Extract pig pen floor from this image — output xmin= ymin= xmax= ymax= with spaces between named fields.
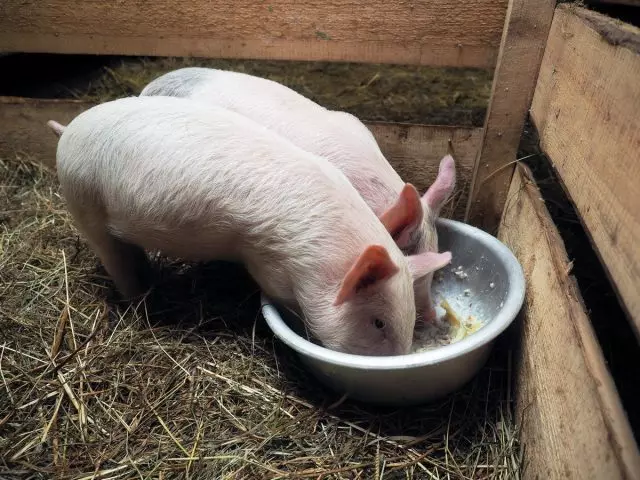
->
xmin=0 ymin=159 xmax=519 ymax=478
xmin=1 ymin=55 xmax=492 ymax=127
xmin=0 ymin=56 xmax=517 ymax=479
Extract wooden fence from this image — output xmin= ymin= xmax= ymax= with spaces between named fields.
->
xmin=1 ymin=1 xmax=639 ymax=478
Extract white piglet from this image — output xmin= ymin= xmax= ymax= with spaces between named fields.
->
xmin=141 ymin=67 xmax=456 ymax=322
xmin=49 ymin=96 xmax=448 ymax=356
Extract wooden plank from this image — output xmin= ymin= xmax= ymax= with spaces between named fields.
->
xmin=0 ymin=97 xmax=483 ymax=220
xmin=531 ymin=5 xmax=640 ymax=338
xmin=366 ymin=123 xmax=482 ymax=219
xmin=498 ymin=164 xmax=640 ymax=480
xmin=0 ymin=0 xmax=507 ymax=68
xmin=0 ymin=98 xmax=90 ymax=168
xmin=465 ymin=0 xmax=556 ymax=232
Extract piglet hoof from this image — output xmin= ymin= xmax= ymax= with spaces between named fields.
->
xmin=113 ymin=268 xmax=155 ymax=303
xmin=122 ymin=254 xmax=156 ymax=301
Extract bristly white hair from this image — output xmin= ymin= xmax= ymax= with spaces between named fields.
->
xmin=140 ymin=67 xmax=455 ymax=324
xmin=55 ymin=96 xmax=417 ymax=356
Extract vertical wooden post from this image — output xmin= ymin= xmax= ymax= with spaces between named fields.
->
xmin=465 ymin=0 xmax=557 ymax=233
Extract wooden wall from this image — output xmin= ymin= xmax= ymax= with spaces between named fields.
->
xmin=498 ymin=165 xmax=640 ymax=480
xmin=531 ymin=4 xmax=640 ymax=339
xmin=0 ymin=97 xmax=483 ymax=220
xmin=0 ymin=0 xmax=508 ymax=68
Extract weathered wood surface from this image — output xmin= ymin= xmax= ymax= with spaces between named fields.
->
xmin=465 ymin=0 xmax=556 ymax=232
xmin=499 ymin=164 xmax=640 ymax=480
xmin=0 ymin=97 xmax=483 ymax=220
xmin=0 ymin=98 xmax=91 ymax=167
xmin=0 ymin=0 xmax=507 ymax=68
xmin=367 ymin=123 xmax=482 ymax=219
xmin=531 ymin=5 xmax=640 ymax=338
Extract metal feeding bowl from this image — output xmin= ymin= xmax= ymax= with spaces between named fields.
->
xmin=261 ymin=219 xmax=525 ymax=406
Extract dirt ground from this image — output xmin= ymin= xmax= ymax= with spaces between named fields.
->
xmin=0 ymin=54 xmax=492 ymax=126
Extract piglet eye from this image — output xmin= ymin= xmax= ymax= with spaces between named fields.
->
xmin=374 ymin=318 xmax=385 ymax=329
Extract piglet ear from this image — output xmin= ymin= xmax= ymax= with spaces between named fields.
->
xmin=379 ymin=183 xmax=424 ymax=248
xmin=407 ymin=251 xmax=452 ymax=281
xmin=423 ymin=155 xmax=456 ymax=214
xmin=334 ymin=245 xmax=400 ymax=306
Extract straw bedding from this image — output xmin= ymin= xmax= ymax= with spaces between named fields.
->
xmin=0 ymin=59 xmax=518 ymax=479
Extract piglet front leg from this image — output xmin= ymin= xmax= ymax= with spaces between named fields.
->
xmin=84 ymin=228 xmax=153 ymax=299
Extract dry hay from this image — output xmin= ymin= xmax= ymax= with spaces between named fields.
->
xmin=0 ymin=157 xmax=519 ymax=479
xmin=28 ymin=56 xmax=492 ymax=127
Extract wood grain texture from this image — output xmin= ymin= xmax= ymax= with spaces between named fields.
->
xmin=366 ymin=123 xmax=481 ymax=219
xmin=531 ymin=5 xmax=640 ymax=338
xmin=499 ymin=164 xmax=640 ymax=480
xmin=465 ymin=0 xmax=556 ymax=232
xmin=0 ymin=98 xmax=90 ymax=168
xmin=0 ymin=0 xmax=507 ymax=68
xmin=0 ymin=97 xmax=482 ymax=220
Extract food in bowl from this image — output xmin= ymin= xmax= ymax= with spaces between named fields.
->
xmin=411 ymin=264 xmax=486 ymax=353
xmin=412 ymin=298 xmax=484 ymax=353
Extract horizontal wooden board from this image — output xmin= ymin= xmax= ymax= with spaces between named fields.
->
xmin=531 ymin=5 xmax=640 ymax=338
xmin=0 ymin=0 xmax=507 ymax=68
xmin=498 ymin=164 xmax=640 ymax=480
xmin=366 ymin=123 xmax=481 ymax=219
xmin=0 ymin=97 xmax=482 ymax=220
xmin=0 ymin=98 xmax=90 ymax=168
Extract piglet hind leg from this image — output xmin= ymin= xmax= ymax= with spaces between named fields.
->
xmin=83 ymin=228 xmax=153 ymax=300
